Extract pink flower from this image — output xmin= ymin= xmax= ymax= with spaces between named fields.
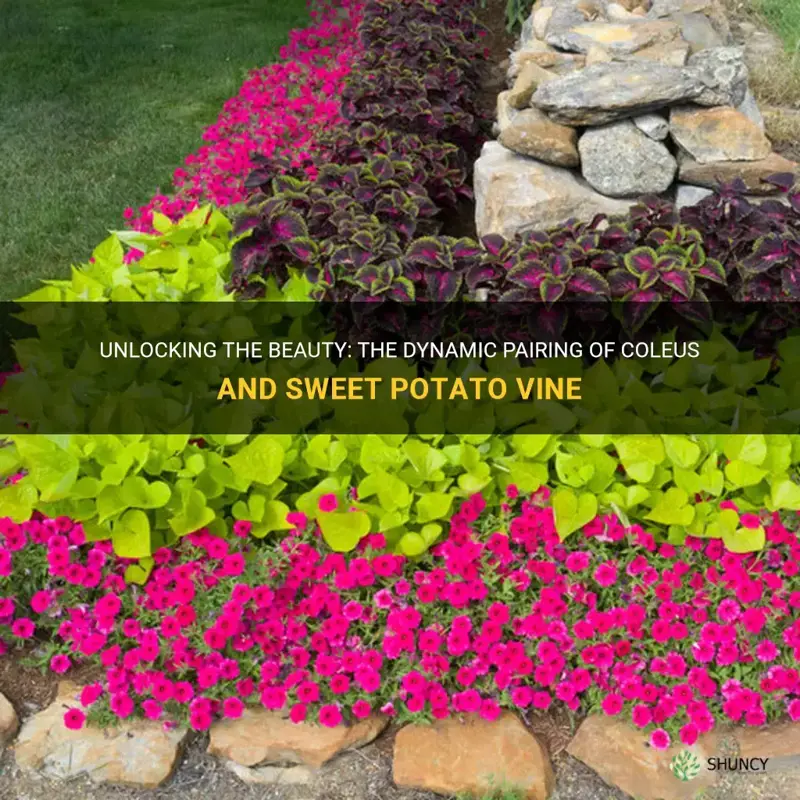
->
xmin=49 ymin=654 xmax=71 ymax=674
xmin=63 ymin=708 xmax=85 ymax=731
xmin=223 ymin=697 xmax=244 ymax=719
xmin=11 ymin=618 xmax=34 ymax=639
xmin=650 ymin=729 xmax=671 ymax=750
xmin=318 ymin=494 xmax=338 ymax=512
xmin=601 ymin=694 xmax=624 ymax=716
xmin=319 ymin=704 xmax=342 ymax=728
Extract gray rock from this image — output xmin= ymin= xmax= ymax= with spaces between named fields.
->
xmin=496 ymin=90 xmax=520 ymax=135
xmin=675 ymin=183 xmax=714 ymax=209
xmin=579 ymin=120 xmax=678 ymax=197
xmin=687 ymin=46 xmax=748 ymax=107
xmin=531 ymin=61 xmax=707 ymax=125
xmin=678 ymin=12 xmax=723 ymax=53
xmin=474 ymin=141 xmax=634 ymax=239
xmin=634 ymin=112 xmax=670 ymax=140
xmin=737 ymin=88 xmax=764 ymax=131
xmin=546 ymin=20 xmax=681 ymax=56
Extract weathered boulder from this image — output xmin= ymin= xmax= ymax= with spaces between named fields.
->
xmin=0 ymin=693 xmax=18 ymax=749
xmin=634 ymin=112 xmax=670 ymax=140
xmin=225 ymin=761 xmax=315 ymax=786
xmin=675 ymin=183 xmax=714 ymax=208
xmin=533 ymin=5 xmax=554 ymax=39
xmin=474 ymin=141 xmax=633 ymax=238
xmin=393 ymin=713 xmax=554 ymax=800
xmin=567 ymin=714 xmax=719 ymax=800
xmin=208 ymin=709 xmax=387 ymax=769
xmin=628 ymin=39 xmax=690 ymax=65
xmin=678 ymin=151 xmax=798 ymax=194
xmin=736 ymin=723 xmax=800 ymax=764
xmin=496 ymin=91 xmax=520 ymax=135
xmin=509 ymin=43 xmax=586 ymax=80
xmin=14 ymin=682 xmax=188 ymax=788
xmin=531 ymin=61 xmax=707 ymax=125
xmin=687 ymin=46 xmax=748 ymax=107
xmin=579 ymin=120 xmax=677 ymax=196
xmin=585 ymin=44 xmax=613 ymax=65
xmin=499 ymin=108 xmax=580 ymax=167
xmin=669 ymin=106 xmax=772 ymax=163
xmin=677 ymin=11 xmax=724 ymax=53
xmin=546 ymin=20 xmax=680 ymax=55
xmin=507 ymin=62 xmax=555 ymax=109
xmin=737 ymin=88 xmax=764 ymax=130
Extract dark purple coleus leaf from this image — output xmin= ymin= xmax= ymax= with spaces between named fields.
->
xmin=621 ymin=289 xmax=661 ymax=333
xmin=507 ymin=262 xmax=547 ymax=290
xmin=424 ymin=267 xmax=463 ymax=301
xmin=782 ymin=268 xmax=800 ymax=299
xmin=764 ymin=172 xmax=796 ymax=192
xmin=386 ymin=277 xmax=416 ymax=302
xmin=608 ymin=268 xmax=639 ymax=296
xmin=285 ymin=237 xmax=319 ymax=263
xmin=740 ymin=235 xmax=788 ymax=275
xmin=271 ymin=210 xmax=308 ymax=242
xmin=481 ymin=234 xmax=509 ymax=257
xmin=466 ymin=263 xmax=502 ymax=290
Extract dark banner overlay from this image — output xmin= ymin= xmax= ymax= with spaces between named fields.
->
xmin=1 ymin=301 xmax=800 ymax=434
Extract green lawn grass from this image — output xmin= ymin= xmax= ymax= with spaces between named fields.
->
xmin=759 ymin=0 xmax=800 ymax=53
xmin=0 ymin=0 xmax=310 ymax=300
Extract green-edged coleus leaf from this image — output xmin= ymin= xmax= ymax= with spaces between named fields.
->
xmin=481 ymin=234 xmax=510 ymax=257
xmin=386 ymin=277 xmax=415 ymax=302
xmin=405 ymin=236 xmax=453 ymax=269
xmin=540 ymin=276 xmax=566 ymax=303
xmin=285 ymin=237 xmax=319 ymax=263
xmin=452 ymin=238 xmax=483 ymax=259
xmin=623 ymin=246 xmax=658 ymax=276
xmin=370 ymin=155 xmax=396 ymax=182
xmin=270 ymin=210 xmax=308 ymax=242
xmin=567 ymin=268 xmax=609 ymax=296
xmin=661 ymin=267 xmax=696 ymax=299
xmin=466 ymin=263 xmax=502 ymax=290
xmin=698 ymin=258 xmax=726 ymax=284
xmin=507 ymin=262 xmax=546 ymax=290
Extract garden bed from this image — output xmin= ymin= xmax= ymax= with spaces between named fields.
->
xmin=4 ymin=0 xmax=800 ymax=799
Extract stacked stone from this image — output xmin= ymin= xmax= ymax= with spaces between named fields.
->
xmin=476 ymin=0 xmax=799 ymax=238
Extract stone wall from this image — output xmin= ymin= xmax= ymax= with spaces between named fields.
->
xmin=475 ymin=0 xmax=799 ymax=238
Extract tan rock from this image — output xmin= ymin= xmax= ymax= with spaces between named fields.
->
xmin=670 ymin=106 xmax=773 ymax=163
xmin=0 ymin=693 xmax=19 ymax=748
xmin=547 ymin=20 xmax=681 ymax=55
xmin=737 ymin=723 xmax=800 ymax=762
xmin=393 ymin=713 xmax=554 ymax=800
xmin=510 ymin=44 xmax=586 ymax=79
xmin=567 ymin=715 xmax=719 ymax=800
xmin=225 ymin=761 xmax=315 ymax=786
xmin=499 ymin=108 xmax=580 ymax=167
xmin=678 ymin=152 xmax=799 ymax=194
xmin=629 ymin=39 xmax=690 ymax=65
xmin=208 ymin=709 xmax=387 ymax=769
xmin=496 ymin=91 xmax=519 ymax=134
xmin=606 ymin=2 xmax=637 ymax=21
xmin=533 ymin=5 xmax=554 ymax=39
xmin=631 ymin=5 xmax=648 ymax=16
xmin=586 ymin=44 xmax=613 ymax=65
xmin=14 ymin=682 xmax=188 ymax=788
xmin=507 ymin=62 xmax=555 ymax=109
xmin=474 ymin=141 xmax=634 ymax=239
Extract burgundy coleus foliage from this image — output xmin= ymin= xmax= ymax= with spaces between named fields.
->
xmin=679 ymin=178 xmax=800 ymax=301
xmin=230 ymin=0 xmax=487 ymax=300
